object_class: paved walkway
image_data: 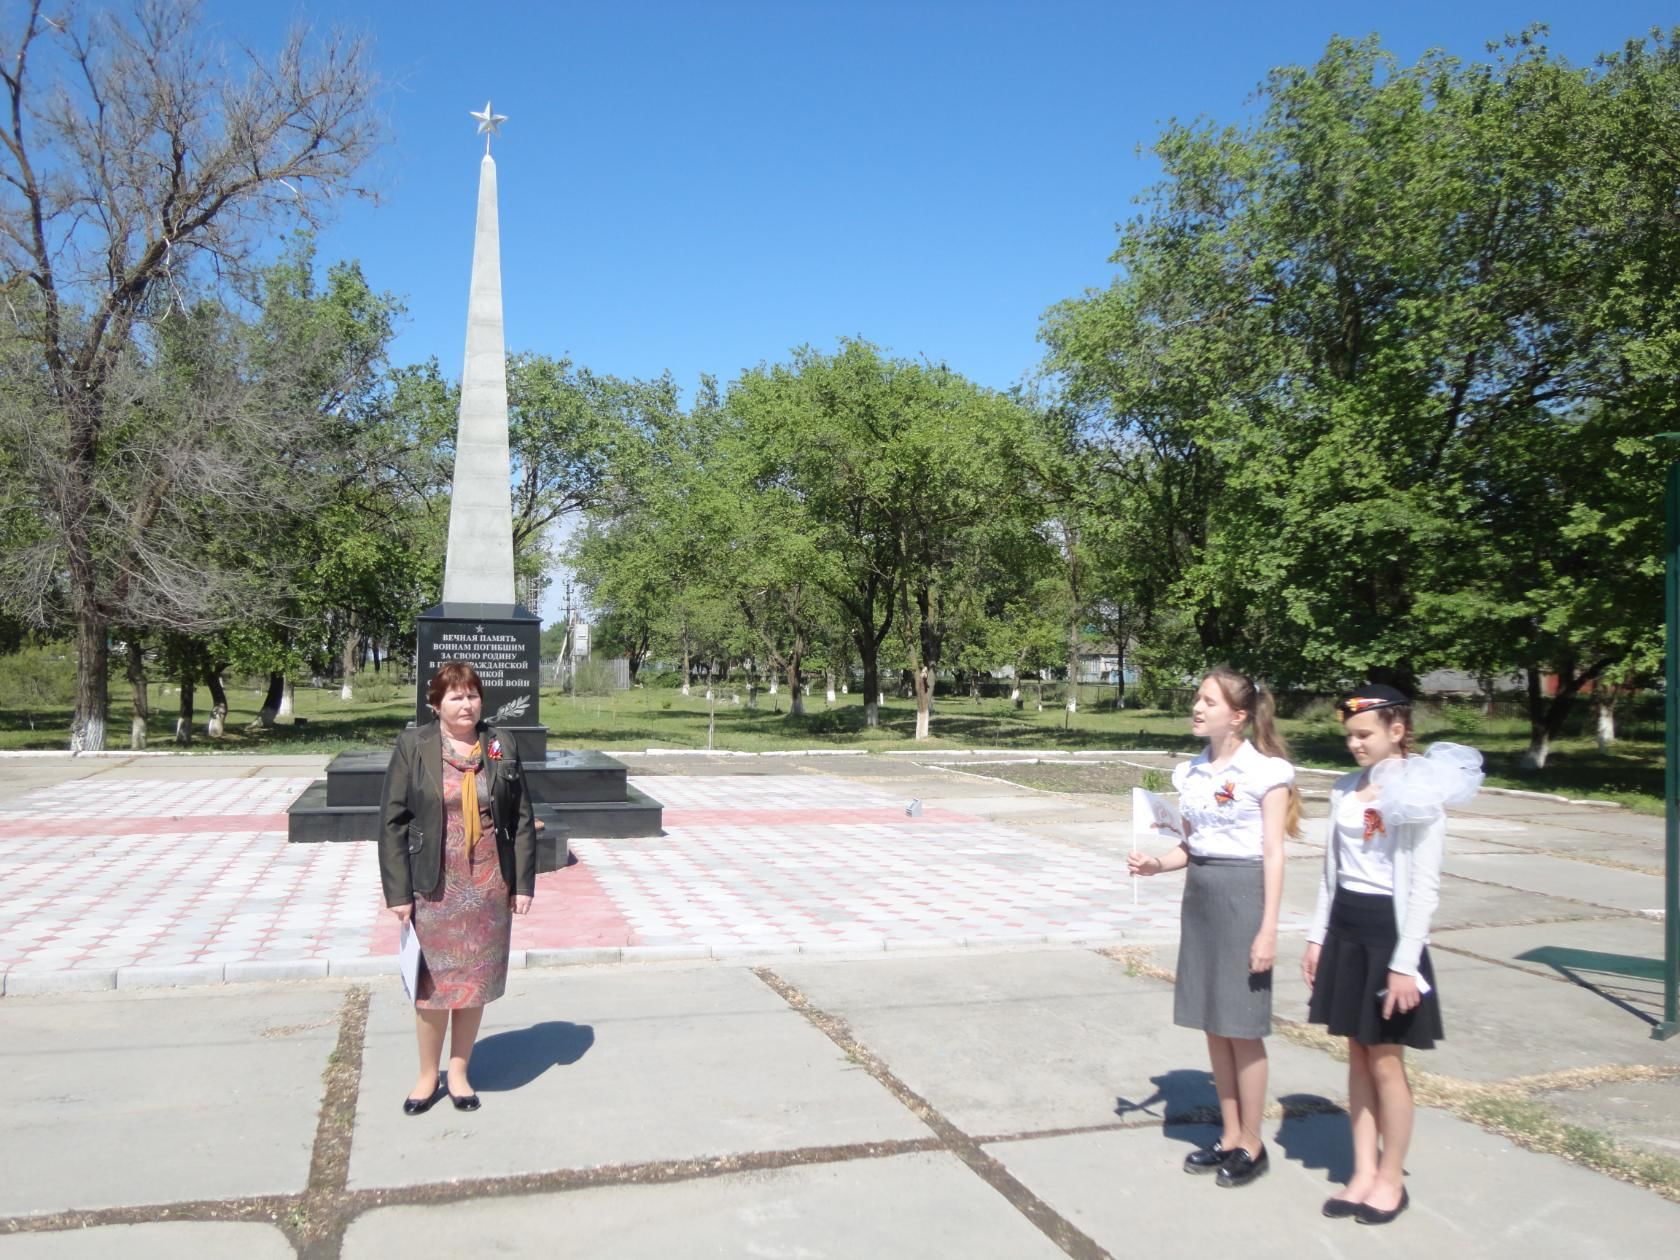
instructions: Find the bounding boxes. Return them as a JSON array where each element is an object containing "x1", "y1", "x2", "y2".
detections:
[
  {"x1": 0, "y1": 756, "x2": 1202, "y2": 989},
  {"x1": 1, "y1": 749, "x2": 1677, "y2": 1258}
]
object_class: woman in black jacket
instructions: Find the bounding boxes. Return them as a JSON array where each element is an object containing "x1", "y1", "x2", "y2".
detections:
[{"x1": 379, "y1": 660, "x2": 537, "y2": 1114}]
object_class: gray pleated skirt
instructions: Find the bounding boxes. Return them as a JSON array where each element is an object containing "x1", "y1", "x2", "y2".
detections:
[{"x1": 1173, "y1": 855, "x2": 1272, "y2": 1039}]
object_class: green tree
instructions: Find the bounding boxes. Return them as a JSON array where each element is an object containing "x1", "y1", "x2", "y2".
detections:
[
  {"x1": 1045, "y1": 26, "x2": 1678, "y2": 766},
  {"x1": 0, "y1": 0, "x2": 383, "y2": 749}
]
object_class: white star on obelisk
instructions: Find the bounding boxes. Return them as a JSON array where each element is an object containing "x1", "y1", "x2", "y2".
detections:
[{"x1": 469, "y1": 100, "x2": 508, "y2": 152}]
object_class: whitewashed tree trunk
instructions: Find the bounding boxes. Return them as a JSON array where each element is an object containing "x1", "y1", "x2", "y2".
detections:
[
  {"x1": 1595, "y1": 695, "x2": 1616, "y2": 751},
  {"x1": 769, "y1": 675, "x2": 779, "y2": 695},
  {"x1": 787, "y1": 665, "x2": 805, "y2": 716},
  {"x1": 865, "y1": 698, "x2": 878, "y2": 726},
  {"x1": 277, "y1": 680, "x2": 294, "y2": 718},
  {"x1": 877, "y1": 690, "x2": 885, "y2": 706},
  {"x1": 913, "y1": 665, "x2": 933, "y2": 740},
  {"x1": 1521, "y1": 734, "x2": 1550, "y2": 769},
  {"x1": 125, "y1": 641, "x2": 149, "y2": 750},
  {"x1": 825, "y1": 669, "x2": 837, "y2": 705},
  {"x1": 747, "y1": 682, "x2": 758, "y2": 710},
  {"x1": 174, "y1": 674, "x2": 194, "y2": 746},
  {"x1": 207, "y1": 704, "x2": 226, "y2": 738},
  {"x1": 840, "y1": 682, "x2": 848, "y2": 695}
]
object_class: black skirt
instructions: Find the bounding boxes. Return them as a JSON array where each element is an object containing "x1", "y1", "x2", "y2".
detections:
[{"x1": 1307, "y1": 888, "x2": 1442, "y2": 1049}]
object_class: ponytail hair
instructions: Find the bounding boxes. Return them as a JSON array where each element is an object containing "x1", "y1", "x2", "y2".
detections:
[{"x1": 1205, "y1": 664, "x2": 1303, "y2": 838}]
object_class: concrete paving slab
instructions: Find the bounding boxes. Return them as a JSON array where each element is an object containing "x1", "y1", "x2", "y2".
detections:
[
  {"x1": 771, "y1": 950, "x2": 1338, "y2": 1136},
  {"x1": 1535, "y1": 1077, "x2": 1680, "y2": 1160},
  {"x1": 988, "y1": 1109, "x2": 1680, "y2": 1257},
  {"x1": 1271, "y1": 944, "x2": 1680, "y2": 1079},
  {"x1": 341, "y1": 1151, "x2": 1068, "y2": 1260},
  {"x1": 1430, "y1": 878, "x2": 1619, "y2": 930},
  {"x1": 1445, "y1": 853, "x2": 1664, "y2": 915},
  {"x1": 0, "y1": 1222, "x2": 296, "y2": 1259},
  {"x1": 1431, "y1": 916, "x2": 1671, "y2": 1019},
  {"x1": 0, "y1": 985, "x2": 340, "y2": 1216},
  {"x1": 347, "y1": 964, "x2": 930, "y2": 1190}
]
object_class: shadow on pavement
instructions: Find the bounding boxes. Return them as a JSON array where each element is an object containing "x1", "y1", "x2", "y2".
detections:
[
  {"x1": 1274, "y1": 1098, "x2": 1353, "y2": 1184},
  {"x1": 1115, "y1": 1067, "x2": 1218, "y2": 1124},
  {"x1": 1515, "y1": 945, "x2": 1662, "y2": 1027},
  {"x1": 472, "y1": 1020, "x2": 595, "y2": 1092}
]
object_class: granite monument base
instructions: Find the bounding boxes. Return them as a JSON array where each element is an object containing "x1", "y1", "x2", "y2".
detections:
[{"x1": 285, "y1": 746, "x2": 663, "y2": 852}]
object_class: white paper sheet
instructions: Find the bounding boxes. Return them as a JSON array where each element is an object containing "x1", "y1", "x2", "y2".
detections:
[{"x1": 399, "y1": 919, "x2": 423, "y2": 1000}]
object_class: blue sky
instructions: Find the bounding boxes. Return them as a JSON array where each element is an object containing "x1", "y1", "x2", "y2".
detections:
[
  {"x1": 204, "y1": 2, "x2": 1670, "y2": 620},
  {"x1": 214, "y1": 1, "x2": 1672, "y2": 398}
]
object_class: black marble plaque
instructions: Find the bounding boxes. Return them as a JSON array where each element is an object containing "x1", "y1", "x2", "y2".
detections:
[{"x1": 414, "y1": 602, "x2": 541, "y2": 728}]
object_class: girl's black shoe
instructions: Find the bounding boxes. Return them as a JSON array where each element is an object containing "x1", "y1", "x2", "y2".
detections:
[
  {"x1": 1215, "y1": 1145, "x2": 1268, "y2": 1187},
  {"x1": 1182, "y1": 1141, "x2": 1232, "y2": 1174},
  {"x1": 1356, "y1": 1187, "x2": 1408, "y2": 1224},
  {"x1": 1322, "y1": 1196, "x2": 1362, "y2": 1218}
]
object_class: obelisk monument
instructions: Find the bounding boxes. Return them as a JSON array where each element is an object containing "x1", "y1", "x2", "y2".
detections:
[
  {"x1": 413, "y1": 102, "x2": 544, "y2": 755},
  {"x1": 443, "y1": 105, "x2": 516, "y2": 604}
]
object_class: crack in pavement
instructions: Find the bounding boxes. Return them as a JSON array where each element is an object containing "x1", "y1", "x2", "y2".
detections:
[{"x1": 752, "y1": 964, "x2": 1114, "y2": 1260}]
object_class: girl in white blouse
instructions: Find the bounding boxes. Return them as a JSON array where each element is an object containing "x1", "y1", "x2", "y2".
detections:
[
  {"x1": 1302, "y1": 683, "x2": 1481, "y2": 1226},
  {"x1": 1131, "y1": 666, "x2": 1300, "y2": 1189}
]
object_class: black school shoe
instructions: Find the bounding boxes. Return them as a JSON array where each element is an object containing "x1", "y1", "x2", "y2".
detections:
[
  {"x1": 1182, "y1": 1140, "x2": 1233, "y2": 1174},
  {"x1": 1216, "y1": 1145, "x2": 1269, "y2": 1187},
  {"x1": 1356, "y1": 1187, "x2": 1408, "y2": 1224}
]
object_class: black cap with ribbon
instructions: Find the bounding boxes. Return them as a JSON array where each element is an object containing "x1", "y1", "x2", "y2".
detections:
[{"x1": 1336, "y1": 682, "x2": 1413, "y2": 718}]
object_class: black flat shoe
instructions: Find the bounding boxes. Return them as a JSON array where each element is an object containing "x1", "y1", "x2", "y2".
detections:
[
  {"x1": 1216, "y1": 1145, "x2": 1269, "y2": 1188},
  {"x1": 402, "y1": 1087, "x2": 440, "y2": 1116},
  {"x1": 1322, "y1": 1196, "x2": 1362, "y2": 1218},
  {"x1": 1182, "y1": 1140, "x2": 1234, "y2": 1174},
  {"x1": 448, "y1": 1090, "x2": 481, "y2": 1112},
  {"x1": 1356, "y1": 1187, "x2": 1408, "y2": 1225}
]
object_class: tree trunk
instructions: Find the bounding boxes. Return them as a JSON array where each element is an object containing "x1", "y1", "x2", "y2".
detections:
[
  {"x1": 786, "y1": 659, "x2": 805, "y2": 716},
  {"x1": 1523, "y1": 663, "x2": 1603, "y2": 769},
  {"x1": 174, "y1": 663, "x2": 195, "y2": 746},
  {"x1": 1595, "y1": 689, "x2": 1617, "y2": 752},
  {"x1": 913, "y1": 664, "x2": 933, "y2": 740},
  {"x1": 898, "y1": 668, "x2": 914, "y2": 699},
  {"x1": 859, "y1": 642, "x2": 880, "y2": 728},
  {"x1": 126, "y1": 639, "x2": 149, "y2": 750},
  {"x1": 825, "y1": 668, "x2": 837, "y2": 705},
  {"x1": 256, "y1": 671, "x2": 285, "y2": 728},
  {"x1": 747, "y1": 680, "x2": 758, "y2": 711},
  {"x1": 204, "y1": 656, "x2": 229, "y2": 738},
  {"x1": 681, "y1": 646, "x2": 691, "y2": 697},
  {"x1": 339, "y1": 618, "x2": 358, "y2": 701},
  {"x1": 277, "y1": 679, "x2": 295, "y2": 718},
  {"x1": 769, "y1": 672, "x2": 779, "y2": 694},
  {"x1": 1065, "y1": 626, "x2": 1080, "y2": 714},
  {"x1": 71, "y1": 598, "x2": 109, "y2": 752}
]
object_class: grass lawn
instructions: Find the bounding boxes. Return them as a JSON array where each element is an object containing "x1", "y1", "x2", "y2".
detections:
[{"x1": 0, "y1": 681, "x2": 1664, "y2": 813}]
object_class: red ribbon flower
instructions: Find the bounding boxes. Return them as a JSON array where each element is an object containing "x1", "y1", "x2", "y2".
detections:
[{"x1": 487, "y1": 737, "x2": 503, "y2": 761}]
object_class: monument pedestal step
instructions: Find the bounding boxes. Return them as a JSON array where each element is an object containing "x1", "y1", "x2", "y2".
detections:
[
  {"x1": 285, "y1": 784, "x2": 574, "y2": 866},
  {"x1": 322, "y1": 748, "x2": 626, "y2": 808},
  {"x1": 286, "y1": 748, "x2": 662, "y2": 847}
]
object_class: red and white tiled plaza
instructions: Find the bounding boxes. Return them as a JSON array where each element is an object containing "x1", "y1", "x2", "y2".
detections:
[{"x1": 0, "y1": 759, "x2": 1299, "y2": 988}]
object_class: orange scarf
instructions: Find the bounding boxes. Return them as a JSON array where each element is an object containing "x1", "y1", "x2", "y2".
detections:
[{"x1": 447, "y1": 736, "x2": 486, "y2": 852}]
